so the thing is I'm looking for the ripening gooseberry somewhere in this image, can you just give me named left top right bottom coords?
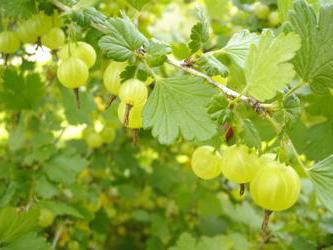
left=0, top=31, right=20, bottom=54
left=250, top=161, right=301, bottom=211
left=41, top=27, right=65, bottom=50
left=268, top=11, right=281, bottom=26
left=34, top=12, right=53, bottom=37
left=221, top=145, right=262, bottom=184
left=16, top=19, right=39, bottom=43
left=82, top=128, right=103, bottom=148
left=118, top=79, right=148, bottom=106
left=58, top=41, right=96, bottom=68
left=103, top=61, right=127, bottom=95
left=38, top=209, right=55, bottom=228
left=118, top=102, right=143, bottom=129
left=100, top=126, right=116, bottom=143
left=191, top=146, right=223, bottom=180
left=57, top=57, right=89, bottom=89
left=253, top=2, right=269, bottom=19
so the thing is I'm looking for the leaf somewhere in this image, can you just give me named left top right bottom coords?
left=145, top=40, right=172, bottom=67
left=239, top=119, right=262, bottom=149
left=143, top=75, right=217, bottom=144
left=287, top=1, right=333, bottom=93
left=35, top=176, right=59, bottom=199
left=44, top=154, right=89, bottom=185
left=207, top=94, right=231, bottom=125
left=2, top=233, right=49, bottom=250
left=61, top=88, right=96, bottom=125
left=39, top=201, right=83, bottom=218
left=0, top=0, right=35, bottom=18
left=0, top=69, right=44, bottom=111
left=223, top=30, right=258, bottom=68
left=309, top=155, right=333, bottom=213
left=0, top=207, right=39, bottom=244
left=245, top=30, right=301, bottom=101
left=196, top=55, right=228, bottom=77
left=277, top=0, right=293, bottom=22
left=127, top=0, right=150, bottom=10
left=189, top=8, right=210, bottom=53
left=98, top=14, right=148, bottom=61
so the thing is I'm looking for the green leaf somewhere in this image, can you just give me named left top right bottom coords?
left=196, top=55, right=228, bottom=77
left=39, top=201, right=83, bottom=218
left=0, top=70, right=44, bottom=111
left=223, top=30, right=258, bottom=68
left=145, top=40, right=172, bottom=67
left=189, top=8, right=210, bottom=53
left=277, top=0, right=293, bottom=21
left=0, top=207, right=39, bottom=244
left=35, top=176, right=59, bottom=199
left=207, top=94, right=231, bottom=125
left=287, top=0, right=333, bottom=92
left=239, top=119, right=261, bottom=149
left=0, top=0, right=35, bottom=18
left=98, top=15, right=148, bottom=61
left=309, top=155, right=333, bottom=213
left=245, top=30, right=301, bottom=101
left=2, top=233, right=49, bottom=250
left=143, top=76, right=217, bottom=144
left=127, top=0, right=150, bottom=10
left=44, top=154, right=89, bottom=185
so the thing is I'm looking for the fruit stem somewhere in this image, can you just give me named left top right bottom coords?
left=261, top=210, right=272, bottom=232
left=73, top=88, right=80, bottom=109
left=240, top=183, right=245, bottom=196
left=4, top=54, right=9, bottom=67
left=132, top=129, right=138, bottom=146
left=124, top=104, right=132, bottom=126
left=105, top=95, right=117, bottom=110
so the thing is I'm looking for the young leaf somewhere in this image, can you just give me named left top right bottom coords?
left=223, top=30, right=258, bottom=68
left=195, top=55, right=228, bottom=77
left=188, top=8, right=210, bottom=53
left=98, top=15, right=148, bottom=61
left=309, top=155, right=333, bottom=213
left=287, top=0, right=333, bottom=93
left=145, top=40, right=172, bottom=67
left=127, top=0, right=150, bottom=10
left=239, top=119, right=262, bottom=149
left=245, top=30, right=301, bottom=101
left=143, top=76, right=217, bottom=144
left=207, top=94, right=231, bottom=125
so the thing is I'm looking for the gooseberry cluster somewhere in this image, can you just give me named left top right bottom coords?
left=82, top=125, right=116, bottom=149
left=103, top=61, right=149, bottom=144
left=252, top=2, right=281, bottom=26
left=191, top=144, right=301, bottom=231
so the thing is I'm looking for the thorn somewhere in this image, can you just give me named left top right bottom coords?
left=261, top=210, right=272, bottom=233
left=73, top=88, right=80, bottom=109
left=124, top=104, right=132, bottom=126
left=240, top=183, right=245, bottom=196
left=131, top=129, right=138, bottom=146
left=105, top=95, right=117, bottom=110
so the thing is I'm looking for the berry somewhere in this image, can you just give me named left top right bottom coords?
left=118, top=79, right=148, bottom=106
left=103, top=61, right=127, bottom=95
left=268, top=11, right=281, bottom=26
left=58, top=41, right=96, bottom=68
left=253, top=2, right=269, bottom=19
left=100, top=126, right=116, bottom=143
left=16, top=19, right=39, bottom=44
left=221, top=145, right=262, bottom=184
left=118, top=102, right=143, bottom=129
left=34, top=12, right=53, bottom=37
left=38, top=209, right=55, bottom=227
left=57, top=57, right=89, bottom=89
left=250, top=161, right=301, bottom=211
left=83, top=128, right=103, bottom=148
left=41, top=27, right=65, bottom=50
left=0, top=31, right=20, bottom=54
left=191, top=146, right=223, bottom=180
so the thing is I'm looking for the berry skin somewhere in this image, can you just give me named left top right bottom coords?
left=58, top=42, right=96, bottom=68
left=83, top=128, right=103, bottom=148
left=41, top=27, right=65, bottom=50
left=0, top=31, right=20, bottom=54
left=100, top=126, right=116, bottom=143
left=268, top=11, right=281, bottom=26
left=34, top=12, right=53, bottom=37
left=221, top=145, right=262, bottom=184
left=57, top=58, right=89, bottom=89
left=191, top=146, right=223, bottom=180
left=118, top=102, right=143, bottom=129
left=38, top=209, right=55, bottom=228
left=250, top=162, right=301, bottom=211
left=16, top=19, right=39, bottom=44
left=103, top=61, right=127, bottom=95
left=118, top=79, right=148, bottom=106
left=253, top=2, right=270, bottom=19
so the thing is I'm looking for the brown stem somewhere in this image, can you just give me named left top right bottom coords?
left=239, top=183, right=245, bottom=196
left=4, top=53, right=9, bottom=67
left=105, top=95, right=117, bottom=110
left=73, top=88, right=80, bottom=109
left=131, top=129, right=138, bottom=146
left=261, top=210, right=272, bottom=232
left=124, top=104, right=132, bottom=126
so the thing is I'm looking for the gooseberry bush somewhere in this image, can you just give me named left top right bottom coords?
left=0, top=0, right=333, bottom=249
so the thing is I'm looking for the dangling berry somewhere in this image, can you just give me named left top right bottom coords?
left=118, top=79, right=148, bottom=107
left=41, top=27, right=65, bottom=50
left=0, top=31, right=20, bottom=54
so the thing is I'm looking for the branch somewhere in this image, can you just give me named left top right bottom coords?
left=166, top=57, right=271, bottom=116
left=50, top=0, right=71, bottom=12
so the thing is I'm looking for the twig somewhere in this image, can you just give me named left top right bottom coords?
left=50, top=0, right=71, bottom=12
left=166, top=57, right=271, bottom=116
left=52, top=223, right=65, bottom=249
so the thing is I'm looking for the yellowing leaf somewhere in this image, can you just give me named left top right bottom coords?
left=245, top=30, right=301, bottom=101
